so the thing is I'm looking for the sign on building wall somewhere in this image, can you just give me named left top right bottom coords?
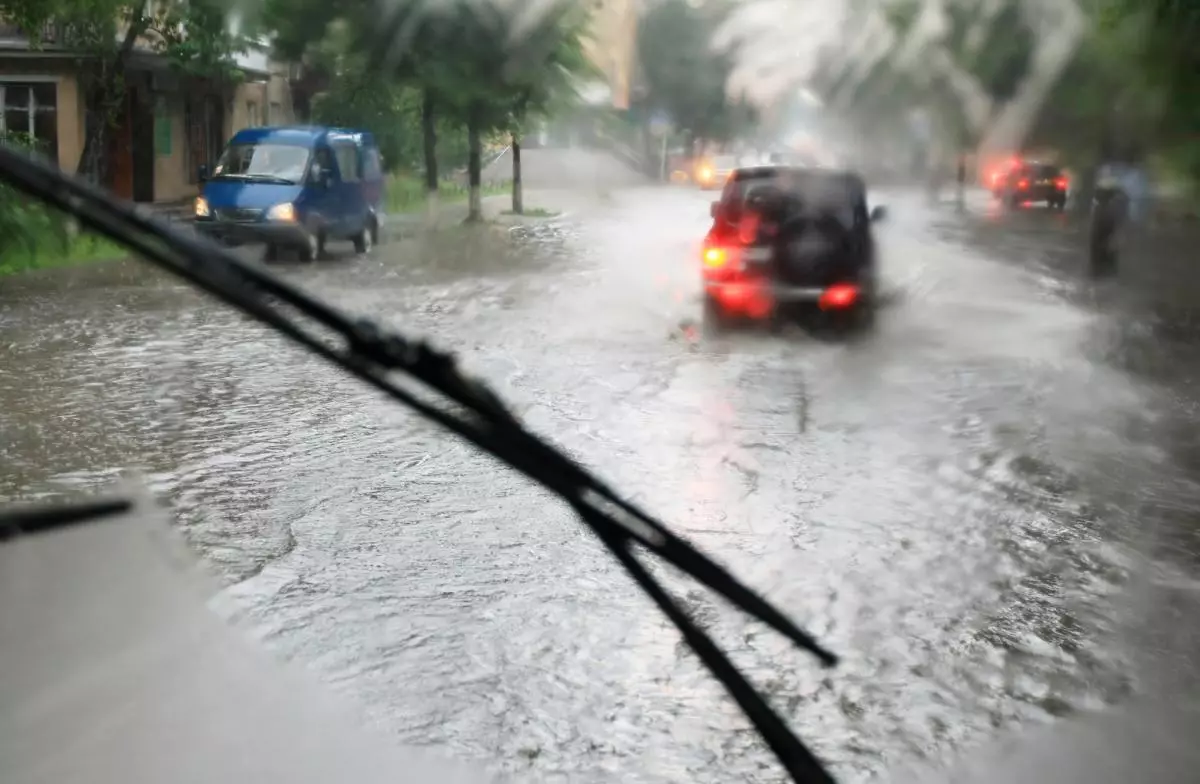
left=154, top=96, right=171, bottom=156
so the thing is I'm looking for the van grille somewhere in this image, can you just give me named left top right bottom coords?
left=214, top=207, right=263, bottom=222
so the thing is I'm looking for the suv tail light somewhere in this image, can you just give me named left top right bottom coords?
left=703, top=246, right=729, bottom=268
left=819, top=284, right=859, bottom=310
left=1017, top=179, right=1029, bottom=189
left=1055, top=177, right=1068, bottom=189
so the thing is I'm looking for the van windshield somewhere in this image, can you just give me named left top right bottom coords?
left=213, top=143, right=311, bottom=184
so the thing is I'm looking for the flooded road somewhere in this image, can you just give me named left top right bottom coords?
left=2, top=186, right=1198, bottom=783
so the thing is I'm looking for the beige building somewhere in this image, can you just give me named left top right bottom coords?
left=0, top=22, right=295, bottom=204
left=581, top=0, right=639, bottom=110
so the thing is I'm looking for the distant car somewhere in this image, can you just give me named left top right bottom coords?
left=700, top=165, right=887, bottom=331
left=984, top=156, right=1023, bottom=195
left=695, top=155, right=739, bottom=191
left=997, top=162, right=1068, bottom=209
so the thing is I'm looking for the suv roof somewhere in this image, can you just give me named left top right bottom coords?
left=730, top=165, right=866, bottom=191
left=1012, top=162, right=1063, bottom=179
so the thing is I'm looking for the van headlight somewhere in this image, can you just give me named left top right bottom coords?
left=194, top=197, right=210, bottom=218
left=266, top=202, right=296, bottom=222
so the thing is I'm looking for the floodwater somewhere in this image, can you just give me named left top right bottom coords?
left=2, top=185, right=1198, bottom=783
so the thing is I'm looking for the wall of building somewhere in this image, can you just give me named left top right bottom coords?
left=152, top=92, right=191, bottom=202
left=582, top=0, right=638, bottom=110
left=0, top=56, right=295, bottom=203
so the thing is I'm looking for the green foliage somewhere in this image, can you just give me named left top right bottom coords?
left=0, top=0, right=251, bottom=79
left=959, top=2, right=1032, bottom=104
left=0, top=132, right=124, bottom=274
left=311, top=80, right=472, bottom=172
left=159, top=0, right=254, bottom=84
left=383, top=172, right=508, bottom=214
left=0, top=133, right=63, bottom=258
left=634, top=0, right=755, bottom=146
left=263, top=0, right=591, bottom=198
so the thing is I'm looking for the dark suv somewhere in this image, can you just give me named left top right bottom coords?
left=701, top=165, right=886, bottom=329
left=999, top=162, right=1068, bottom=209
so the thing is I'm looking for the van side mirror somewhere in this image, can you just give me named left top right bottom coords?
left=870, top=205, right=888, bottom=222
left=197, top=164, right=209, bottom=183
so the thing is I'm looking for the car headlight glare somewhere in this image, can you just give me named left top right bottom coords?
left=194, top=197, right=210, bottom=218
left=267, top=202, right=296, bottom=222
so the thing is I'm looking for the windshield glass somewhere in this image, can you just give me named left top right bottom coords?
left=4, top=1, right=1199, bottom=783
left=213, top=143, right=311, bottom=183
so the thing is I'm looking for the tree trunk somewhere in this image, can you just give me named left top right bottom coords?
left=466, top=102, right=483, bottom=222
left=76, top=16, right=148, bottom=185
left=511, top=132, right=523, bottom=215
left=421, top=88, right=438, bottom=193
left=76, top=90, right=111, bottom=185
left=421, top=87, right=439, bottom=223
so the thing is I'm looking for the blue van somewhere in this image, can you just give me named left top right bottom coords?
left=194, top=126, right=385, bottom=261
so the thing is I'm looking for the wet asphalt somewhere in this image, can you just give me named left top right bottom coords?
left=1, top=184, right=1198, bottom=783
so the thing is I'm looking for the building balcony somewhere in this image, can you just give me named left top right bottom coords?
left=0, top=21, right=68, bottom=48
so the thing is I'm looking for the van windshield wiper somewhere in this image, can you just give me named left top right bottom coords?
left=215, top=173, right=298, bottom=185
left=0, top=144, right=839, bottom=784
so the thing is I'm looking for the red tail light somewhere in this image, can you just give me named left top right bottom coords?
left=819, top=284, right=859, bottom=310
left=703, top=246, right=728, bottom=268
left=1017, top=179, right=1029, bottom=189
left=1055, top=177, right=1068, bottom=188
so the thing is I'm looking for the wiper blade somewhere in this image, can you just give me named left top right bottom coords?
left=0, top=144, right=839, bottom=783
left=213, top=173, right=296, bottom=185
left=241, top=174, right=299, bottom=184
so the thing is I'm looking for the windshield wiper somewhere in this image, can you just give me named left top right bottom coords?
left=0, top=144, right=839, bottom=784
left=215, top=173, right=297, bottom=185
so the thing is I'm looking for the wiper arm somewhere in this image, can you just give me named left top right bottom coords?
left=242, top=174, right=299, bottom=185
left=0, top=145, right=838, bottom=783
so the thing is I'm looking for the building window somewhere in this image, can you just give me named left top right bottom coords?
left=246, top=101, right=259, bottom=128
left=0, top=81, right=57, bottom=165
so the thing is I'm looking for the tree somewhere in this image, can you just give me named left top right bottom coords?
left=381, top=0, right=591, bottom=220
left=464, top=0, right=592, bottom=215
left=0, top=0, right=251, bottom=185
left=1096, top=0, right=1200, bottom=187
left=634, top=0, right=757, bottom=155
left=263, top=0, right=593, bottom=218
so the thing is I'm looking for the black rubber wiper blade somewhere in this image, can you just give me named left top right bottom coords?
left=0, top=497, right=132, bottom=541
left=0, top=144, right=838, bottom=783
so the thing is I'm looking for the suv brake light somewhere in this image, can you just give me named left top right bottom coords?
left=819, top=284, right=859, bottom=310
left=1055, top=177, right=1068, bottom=188
left=1018, top=179, right=1029, bottom=189
left=703, top=246, right=728, bottom=268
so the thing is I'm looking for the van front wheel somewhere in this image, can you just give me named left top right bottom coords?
left=298, top=231, right=324, bottom=262
left=353, top=219, right=375, bottom=254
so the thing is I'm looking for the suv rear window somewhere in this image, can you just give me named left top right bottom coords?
left=1021, top=164, right=1061, bottom=178
left=725, top=169, right=863, bottom=207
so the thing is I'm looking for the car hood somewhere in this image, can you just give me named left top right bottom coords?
left=201, top=179, right=303, bottom=210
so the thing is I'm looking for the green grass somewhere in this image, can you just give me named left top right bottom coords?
left=500, top=207, right=559, bottom=217
left=0, top=231, right=127, bottom=277
left=385, top=173, right=511, bottom=214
